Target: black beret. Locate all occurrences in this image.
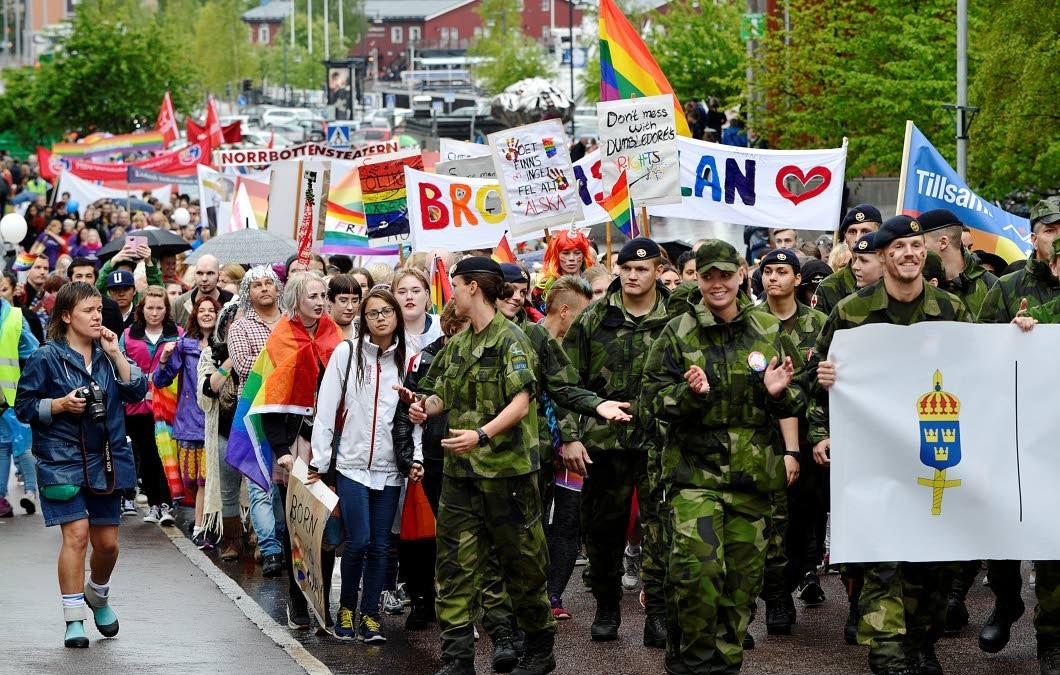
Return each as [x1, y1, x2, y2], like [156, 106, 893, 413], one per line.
[452, 255, 503, 279]
[500, 263, 530, 284]
[853, 231, 877, 254]
[840, 204, 883, 235]
[799, 260, 832, 286]
[758, 248, 801, 273]
[874, 215, 924, 250]
[917, 208, 962, 233]
[617, 237, 662, 265]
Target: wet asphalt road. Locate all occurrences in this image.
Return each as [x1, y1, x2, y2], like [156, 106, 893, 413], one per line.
[175, 508, 1040, 675]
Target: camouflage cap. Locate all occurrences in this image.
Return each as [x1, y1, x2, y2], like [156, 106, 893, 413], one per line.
[1053, 237, 1060, 260]
[695, 239, 741, 274]
[1030, 197, 1060, 226]
[922, 250, 946, 283]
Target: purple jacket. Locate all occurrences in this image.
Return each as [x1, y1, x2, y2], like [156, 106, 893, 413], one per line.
[152, 335, 206, 442]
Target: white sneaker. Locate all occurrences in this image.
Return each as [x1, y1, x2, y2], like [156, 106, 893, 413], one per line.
[121, 498, 138, 515]
[381, 589, 405, 615]
[19, 492, 37, 515]
[158, 503, 176, 526]
[143, 505, 162, 523]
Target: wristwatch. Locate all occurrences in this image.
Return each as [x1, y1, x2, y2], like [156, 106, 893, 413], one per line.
[784, 450, 800, 459]
[476, 428, 490, 447]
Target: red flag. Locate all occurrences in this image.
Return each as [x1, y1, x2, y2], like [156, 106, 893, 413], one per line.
[221, 121, 242, 145]
[205, 96, 224, 148]
[185, 117, 207, 144]
[267, 130, 275, 149]
[155, 91, 179, 148]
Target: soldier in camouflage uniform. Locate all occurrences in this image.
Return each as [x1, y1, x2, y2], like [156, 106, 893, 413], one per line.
[919, 208, 998, 317]
[408, 256, 556, 675]
[562, 237, 672, 647]
[976, 197, 1060, 659]
[643, 240, 804, 675]
[813, 215, 972, 675]
[755, 248, 829, 637]
[811, 204, 883, 315]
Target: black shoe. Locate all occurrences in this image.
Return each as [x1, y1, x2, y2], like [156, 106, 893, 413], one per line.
[978, 598, 1025, 653]
[766, 597, 794, 636]
[510, 650, 556, 675]
[262, 553, 285, 577]
[797, 572, 826, 607]
[919, 642, 943, 675]
[1040, 645, 1060, 675]
[875, 669, 919, 675]
[743, 632, 755, 650]
[590, 606, 621, 641]
[287, 601, 310, 630]
[434, 659, 476, 675]
[643, 614, 667, 648]
[944, 596, 969, 636]
[491, 628, 519, 673]
[405, 600, 435, 631]
[844, 600, 860, 645]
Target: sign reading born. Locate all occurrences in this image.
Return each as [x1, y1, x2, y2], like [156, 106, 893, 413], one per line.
[488, 119, 584, 236]
[598, 94, 681, 207]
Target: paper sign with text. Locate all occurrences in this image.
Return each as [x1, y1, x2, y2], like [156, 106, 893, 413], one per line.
[405, 166, 510, 251]
[598, 95, 681, 207]
[286, 459, 340, 627]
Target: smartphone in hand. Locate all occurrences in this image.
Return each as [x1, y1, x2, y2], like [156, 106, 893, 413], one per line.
[125, 235, 148, 259]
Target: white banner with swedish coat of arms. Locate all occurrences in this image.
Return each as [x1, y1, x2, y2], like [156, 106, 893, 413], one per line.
[828, 322, 1060, 563]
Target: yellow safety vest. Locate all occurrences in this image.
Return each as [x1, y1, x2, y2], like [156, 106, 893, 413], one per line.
[0, 305, 23, 407]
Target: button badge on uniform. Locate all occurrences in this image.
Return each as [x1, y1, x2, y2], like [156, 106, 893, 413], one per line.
[747, 351, 767, 372]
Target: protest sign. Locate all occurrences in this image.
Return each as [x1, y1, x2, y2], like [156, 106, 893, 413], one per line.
[55, 172, 171, 213]
[321, 161, 400, 257]
[214, 140, 401, 167]
[439, 138, 491, 161]
[296, 162, 330, 263]
[572, 151, 610, 227]
[404, 166, 510, 251]
[357, 149, 423, 248]
[828, 323, 1060, 563]
[487, 120, 584, 236]
[127, 166, 199, 189]
[649, 137, 847, 231]
[286, 458, 340, 627]
[265, 161, 329, 243]
[38, 140, 210, 182]
[436, 155, 497, 180]
[597, 94, 681, 206]
[197, 165, 235, 235]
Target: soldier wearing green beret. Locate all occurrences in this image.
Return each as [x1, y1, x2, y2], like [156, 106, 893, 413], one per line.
[976, 197, 1060, 657]
[811, 204, 883, 315]
[918, 208, 998, 316]
[813, 215, 971, 675]
[644, 239, 804, 675]
[562, 237, 672, 647]
[403, 256, 555, 675]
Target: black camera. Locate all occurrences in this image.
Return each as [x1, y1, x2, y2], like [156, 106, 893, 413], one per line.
[76, 382, 107, 423]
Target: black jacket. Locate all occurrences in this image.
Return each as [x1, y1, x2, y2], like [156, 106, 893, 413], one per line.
[392, 335, 449, 474]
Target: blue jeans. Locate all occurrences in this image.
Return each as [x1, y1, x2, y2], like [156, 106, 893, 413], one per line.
[0, 444, 37, 498]
[336, 474, 400, 617]
[247, 480, 283, 557]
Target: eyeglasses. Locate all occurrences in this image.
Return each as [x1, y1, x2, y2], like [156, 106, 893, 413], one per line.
[334, 296, 360, 306]
[365, 307, 396, 320]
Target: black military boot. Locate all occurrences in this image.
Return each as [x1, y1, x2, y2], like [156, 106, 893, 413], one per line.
[766, 595, 796, 635]
[1040, 644, 1060, 675]
[844, 599, 860, 645]
[643, 613, 667, 648]
[590, 605, 621, 641]
[743, 631, 755, 649]
[405, 599, 436, 631]
[434, 659, 476, 675]
[944, 595, 969, 636]
[918, 642, 943, 675]
[490, 627, 519, 673]
[978, 597, 1025, 653]
[510, 649, 556, 675]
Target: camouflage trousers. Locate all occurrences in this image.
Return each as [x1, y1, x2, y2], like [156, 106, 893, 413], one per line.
[857, 561, 953, 672]
[665, 488, 769, 675]
[435, 473, 557, 662]
[581, 451, 665, 616]
[987, 559, 1060, 647]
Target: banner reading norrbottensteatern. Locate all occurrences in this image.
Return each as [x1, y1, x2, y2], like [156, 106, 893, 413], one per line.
[214, 140, 400, 167]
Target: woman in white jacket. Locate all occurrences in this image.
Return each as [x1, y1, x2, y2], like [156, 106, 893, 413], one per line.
[309, 288, 408, 644]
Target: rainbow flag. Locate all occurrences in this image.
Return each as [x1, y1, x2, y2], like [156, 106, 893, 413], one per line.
[51, 131, 166, 158]
[151, 380, 186, 504]
[359, 149, 423, 248]
[601, 169, 638, 237]
[599, 0, 691, 137]
[11, 252, 36, 271]
[323, 162, 399, 256]
[491, 232, 517, 264]
[226, 315, 344, 490]
[430, 256, 453, 315]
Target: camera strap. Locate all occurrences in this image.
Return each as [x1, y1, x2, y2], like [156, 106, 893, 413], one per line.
[81, 429, 115, 496]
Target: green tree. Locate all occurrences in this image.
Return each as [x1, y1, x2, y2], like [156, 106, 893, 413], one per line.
[758, 0, 954, 177]
[194, 0, 264, 100]
[646, 0, 744, 105]
[468, 0, 554, 94]
[257, 5, 359, 91]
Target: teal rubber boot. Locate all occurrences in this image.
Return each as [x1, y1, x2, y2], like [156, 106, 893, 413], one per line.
[63, 605, 89, 648]
[84, 583, 119, 638]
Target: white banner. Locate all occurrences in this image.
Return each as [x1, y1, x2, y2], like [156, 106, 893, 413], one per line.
[405, 166, 509, 251]
[829, 323, 1060, 563]
[488, 119, 584, 236]
[436, 155, 497, 180]
[214, 140, 401, 167]
[649, 137, 847, 231]
[56, 172, 171, 211]
[598, 95, 681, 207]
[438, 138, 491, 161]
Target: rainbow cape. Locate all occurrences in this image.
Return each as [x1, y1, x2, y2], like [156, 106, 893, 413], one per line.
[491, 233, 517, 264]
[599, 0, 691, 137]
[151, 379, 186, 503]
[601, 169, 638, 237]
[226, 315, 344, 490]
[430, 256, 453, 315]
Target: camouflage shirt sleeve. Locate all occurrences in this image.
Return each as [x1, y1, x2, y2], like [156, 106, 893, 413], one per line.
[976, 281, 1010, 324]
[642, 319, 703, 421]
[419, 339, 454, 410]
[502, 339, 537, 400]
[764, 329, 806, 420]
[534, 327, 605, 417]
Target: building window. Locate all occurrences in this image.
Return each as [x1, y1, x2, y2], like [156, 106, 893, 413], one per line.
[439, 26, 449, 42]
[392, 26, 404, 43]
[450, 27, 458, 43]
[473, 26, 483, 38]
[541, 0, 549, 10]
[409, 26, 421, 42]
[542, 26, 549, 39]
[258, 24, 270, 43]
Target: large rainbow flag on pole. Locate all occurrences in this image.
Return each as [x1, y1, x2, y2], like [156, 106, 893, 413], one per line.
[601, 169, 638, 237]
[599, 0, 691, 138]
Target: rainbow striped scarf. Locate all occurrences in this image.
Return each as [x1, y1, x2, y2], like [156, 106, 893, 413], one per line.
[226, 314, 344, 489]
[151, 379, 186, 503]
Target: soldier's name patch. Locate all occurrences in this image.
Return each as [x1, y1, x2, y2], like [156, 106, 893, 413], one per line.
[747, 351, 768, 372]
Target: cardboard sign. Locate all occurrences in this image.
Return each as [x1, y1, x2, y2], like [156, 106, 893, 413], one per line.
[597, 94, 681, 207]
[286, 459, 340, 627]
[405, 166, 510, 251]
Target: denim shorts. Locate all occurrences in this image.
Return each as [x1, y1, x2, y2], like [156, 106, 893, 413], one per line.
[39, 488, 122, 528]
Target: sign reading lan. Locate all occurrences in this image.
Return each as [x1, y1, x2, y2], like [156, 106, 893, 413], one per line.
[597, 95, 681, 207]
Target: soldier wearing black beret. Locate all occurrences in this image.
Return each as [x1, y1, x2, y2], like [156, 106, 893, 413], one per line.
[852, 232, 883, 289]
[916, 208, 998, 317]
[812, 204, 883, 315]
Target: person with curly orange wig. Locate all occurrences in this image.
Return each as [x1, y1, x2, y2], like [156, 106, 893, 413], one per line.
[532, 229, 595, 311]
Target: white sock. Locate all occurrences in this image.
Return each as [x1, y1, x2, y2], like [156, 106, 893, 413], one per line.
[62, 592, 87, 608]
[192, 526, 203, 538]
[87, 578, 110, 598]
[625, 544, 641, 557]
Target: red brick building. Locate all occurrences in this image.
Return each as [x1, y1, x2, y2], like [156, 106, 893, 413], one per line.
[242, 0, 293, 46]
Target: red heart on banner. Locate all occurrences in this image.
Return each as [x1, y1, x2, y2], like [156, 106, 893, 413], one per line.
[775, 165, 832, 205]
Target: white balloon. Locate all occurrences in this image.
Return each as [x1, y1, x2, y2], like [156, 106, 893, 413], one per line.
[172, 207, 191, 226]
[0, 213, 28, 245]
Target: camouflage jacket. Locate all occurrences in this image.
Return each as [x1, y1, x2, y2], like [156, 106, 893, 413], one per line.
[762, 300, 827, 449]
[644, 298, 806, 493]
[810, 265, 856, 316]
[420, 310, 540, 479]
[976, 256, 1060, 323]
[1028, 295, 1060, 323]
[562, 277, 671, 452]
[939, 250, 997, 317]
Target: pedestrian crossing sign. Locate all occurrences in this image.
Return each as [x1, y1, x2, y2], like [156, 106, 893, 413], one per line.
[327, 123, 352, 149]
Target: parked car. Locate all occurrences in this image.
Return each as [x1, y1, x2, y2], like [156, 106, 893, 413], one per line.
[350, 128, 393, 145]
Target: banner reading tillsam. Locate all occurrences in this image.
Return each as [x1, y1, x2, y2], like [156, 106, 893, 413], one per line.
[488, 119, 584, 236]
[598, 94, 680, 207]
[899, 121, 1032, 262]
[404, 166, 510, 251]
[649, 136, 847, 231]
[287, 458, 340, 627]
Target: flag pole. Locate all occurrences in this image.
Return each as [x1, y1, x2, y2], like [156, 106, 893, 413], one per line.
[399, 242, 406, 266]
[606, 220, 613, 271]
[895, 120, 914, 217]
[639, 206, 649, 239]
